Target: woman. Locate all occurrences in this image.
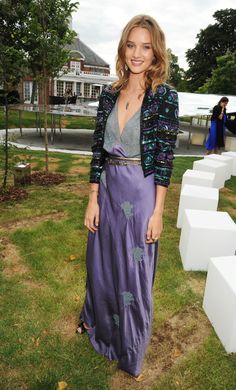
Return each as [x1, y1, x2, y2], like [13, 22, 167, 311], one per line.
[76, 15, 179, 380]
[64, 87, 73, 104]
[206, 96, 229, 154]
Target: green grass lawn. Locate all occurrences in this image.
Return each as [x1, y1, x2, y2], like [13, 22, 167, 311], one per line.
[0, 151, 236, 390]
[0, 108, 95, 130]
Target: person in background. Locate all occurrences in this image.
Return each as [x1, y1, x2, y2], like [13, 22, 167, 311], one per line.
[206, 96, 229, 154]
[64, 87, 73, 104]
[76, 14, 179, 381]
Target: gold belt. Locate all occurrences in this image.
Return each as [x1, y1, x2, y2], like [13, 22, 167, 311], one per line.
[106, 156, 141, 166]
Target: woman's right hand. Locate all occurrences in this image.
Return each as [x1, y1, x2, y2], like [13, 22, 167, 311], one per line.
[84, 200, 100, 233]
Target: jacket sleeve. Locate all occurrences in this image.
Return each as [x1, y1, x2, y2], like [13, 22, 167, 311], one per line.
[211, 105, 221, 121]
[89, 88, 108, 183]
[154, 86, 179, 187]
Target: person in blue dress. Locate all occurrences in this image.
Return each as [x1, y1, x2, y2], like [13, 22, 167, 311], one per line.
[206, 96, 229, 154]
[76, 15, 179, 381]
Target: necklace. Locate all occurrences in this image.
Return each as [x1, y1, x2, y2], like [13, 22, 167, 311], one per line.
[125, 91, 144, 110]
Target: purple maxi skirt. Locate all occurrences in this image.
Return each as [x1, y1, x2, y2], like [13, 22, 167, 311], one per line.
[80, 146, 158, 377]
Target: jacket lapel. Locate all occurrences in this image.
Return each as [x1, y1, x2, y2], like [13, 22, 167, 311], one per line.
[103, 88, 119, 123]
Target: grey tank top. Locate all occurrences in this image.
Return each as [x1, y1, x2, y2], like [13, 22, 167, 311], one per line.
[103, 99, 141, 158]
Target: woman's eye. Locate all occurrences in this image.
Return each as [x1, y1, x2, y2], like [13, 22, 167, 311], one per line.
[127, 43, 134, 48]
[144, 45, 151, 50]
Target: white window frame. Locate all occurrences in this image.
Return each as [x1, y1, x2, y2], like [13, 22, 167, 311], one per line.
[76, 82, 81, 96]
[24, 81, 38, 103]
[70, 61, 81, 75]
[84, 83, 91, 98]
[57, 81, 64, 96]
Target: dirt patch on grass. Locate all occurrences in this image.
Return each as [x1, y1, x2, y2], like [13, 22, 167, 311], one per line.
[45, 162, 59, 172]
[28, 157, 61, 171]
[0, 211, 66, 232]
[110, 305, 211, 390]
[61, 119, 69, 128]
[22, 278, 46, 289]
[69, 165, 90, 175]
[221, 187, 236, 203]
[1, 241, 29, 276]
[0, 364, 28, 389]
[59, 182, 90, 197]
[187, 276, 206, 295]
[30, 161, 41, 169]
[52, 313, 78, 339]
[72, 158, 91, 164]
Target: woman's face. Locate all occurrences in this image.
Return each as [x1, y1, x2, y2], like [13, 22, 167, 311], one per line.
[125, 27, 154, 75]
[220, 101, 228, 108]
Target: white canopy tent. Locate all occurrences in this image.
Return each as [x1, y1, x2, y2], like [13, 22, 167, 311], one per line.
[178, 92, 236, 117]
[88, 92, 236, 117]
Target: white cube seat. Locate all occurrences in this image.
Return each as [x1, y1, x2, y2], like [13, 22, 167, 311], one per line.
[203, 256, 236, 352]
[181, 169, 215, 192]
[177, 184, 219, 228]
[222, 151, 236, 176]
[193, 159, 227, 188]
[179, 210, 236, 271]
[205, 154, 233, 180]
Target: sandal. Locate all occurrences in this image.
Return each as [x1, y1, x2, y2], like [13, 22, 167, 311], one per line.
[133, 374, 145, 382]
[76, 321, 87, 334]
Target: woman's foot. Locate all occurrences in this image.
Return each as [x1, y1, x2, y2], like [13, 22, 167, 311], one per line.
[132, 373, 145, 382]
[76, 321, 91, 334]
[120, 369, 145, 382]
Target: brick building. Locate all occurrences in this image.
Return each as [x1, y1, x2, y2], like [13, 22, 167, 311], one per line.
[19, 37, 115, 104]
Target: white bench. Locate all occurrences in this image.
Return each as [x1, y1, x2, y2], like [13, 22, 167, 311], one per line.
[177, 184, 219, 228]
[193, 159, 227, 188]
[179, 210, 236, 271]
[203, 256, 236, 353]
[181, 169, 215, 192]
[205, 154, 233, 180]
[222, 151, 236, 176]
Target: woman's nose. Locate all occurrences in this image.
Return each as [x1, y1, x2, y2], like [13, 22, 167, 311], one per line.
[133, 46, 141, 57]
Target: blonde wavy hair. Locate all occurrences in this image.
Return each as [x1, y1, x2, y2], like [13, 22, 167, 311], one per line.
[112, 15, 169, 92]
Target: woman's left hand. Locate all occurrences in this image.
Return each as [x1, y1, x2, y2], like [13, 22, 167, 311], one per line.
[146, 212, 163, 244]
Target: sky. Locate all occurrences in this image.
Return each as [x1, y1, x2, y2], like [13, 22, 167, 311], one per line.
[72, 0, 235, 74]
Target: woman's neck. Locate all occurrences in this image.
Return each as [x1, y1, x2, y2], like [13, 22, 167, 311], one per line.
[125, 72, 145, 93]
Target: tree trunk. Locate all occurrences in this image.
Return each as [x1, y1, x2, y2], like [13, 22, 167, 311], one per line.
[30, 80, 37, 104]
[3, 93, 9, 188]
[43, 80, 49, 171]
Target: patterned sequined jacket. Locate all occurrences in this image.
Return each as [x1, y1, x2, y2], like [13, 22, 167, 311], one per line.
[90, 83, 179, 187]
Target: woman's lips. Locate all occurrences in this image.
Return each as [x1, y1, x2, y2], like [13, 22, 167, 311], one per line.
[131, 60, 144, 66]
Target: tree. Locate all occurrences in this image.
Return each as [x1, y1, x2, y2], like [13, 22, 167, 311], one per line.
[0, 1, 29, 187]
[186, 8, 236, 92]
[167, 49, 188, 91]
[0, 0, 79, 186]
[24, 0, 79, 171]
[198, 51, 236, 95]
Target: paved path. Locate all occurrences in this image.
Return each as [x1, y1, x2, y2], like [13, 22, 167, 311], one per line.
[0, 126, 207, 156]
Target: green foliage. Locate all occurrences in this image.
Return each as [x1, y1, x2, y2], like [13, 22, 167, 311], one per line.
[0, 1, 30, 186]
[198, 51, 236, 95]
[25, 0, 79, 84]
[168, 49, 188, 92]
[186, 8, 236, 92]
[0, 0, 29, 90]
